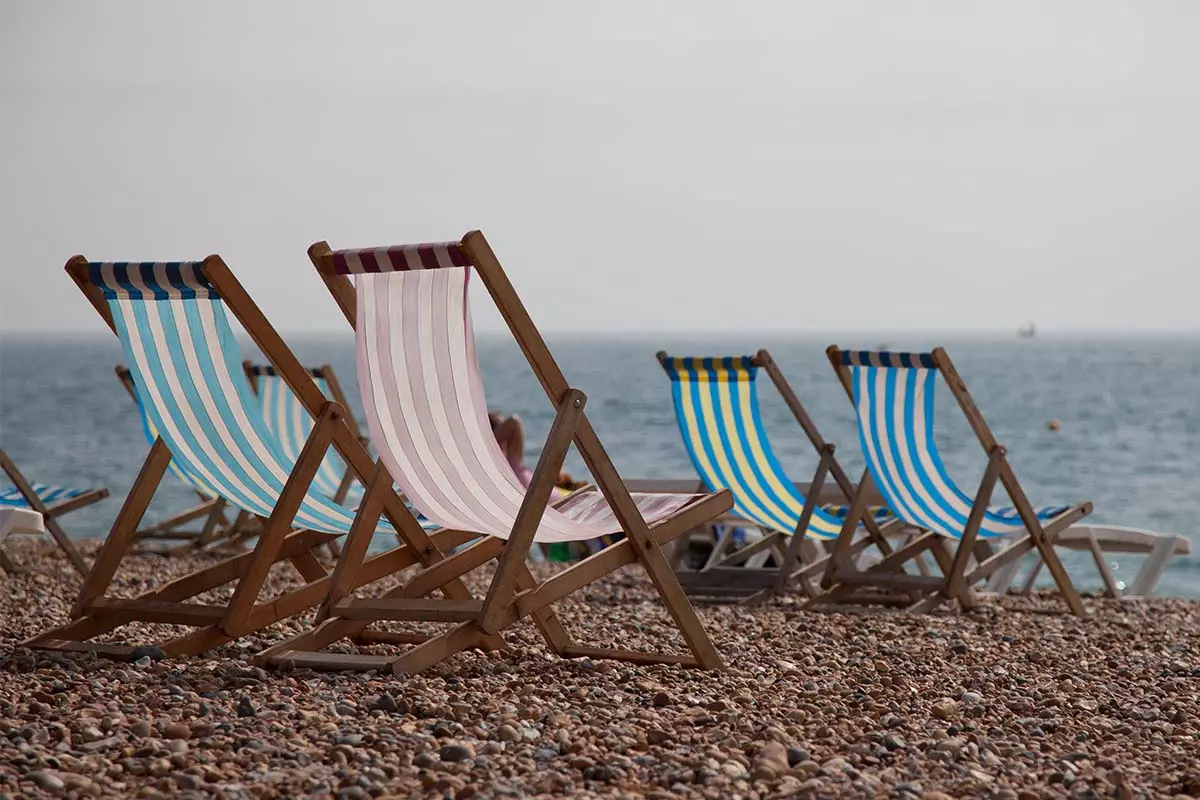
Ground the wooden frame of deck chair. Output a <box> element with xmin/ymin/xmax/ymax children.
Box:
<box><xmin>656</xmin><ymin>350</ymin><xmax>912</xmax><ymax>603</ymax></box>
<box><xmin>253</xmin><ymin>232</ymin><xmax>735</xmax><ymax>676</ymax></box>
<box><xmin>25</xmin><ymin>255</ymin><xmax>488</xmax><ymax>661</ymax></box>
<box><xmin>817</xmin><ymin>346</ymin><xmax>1090</xmax><ymax>616</ymax></box>
<box><xmin>114</xmin><ymin>364</ymin><xmax>246</xmax><ymax>555</ymax></box>
<box><xmin>0</xmin><ymin>447</ymin><xmax>104</xmax><ymax>576</ymax></box>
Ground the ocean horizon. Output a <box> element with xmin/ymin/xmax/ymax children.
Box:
<box><xmin>3</xmin><ymin>331</ymin><xmax>1197</xmax><ymax>598</ymax></box>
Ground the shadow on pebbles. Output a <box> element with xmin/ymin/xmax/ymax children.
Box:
<box><xmin>0</xmin><ymin>539</ymin><xmax>1198</xmax><ymax>799</ymax></box>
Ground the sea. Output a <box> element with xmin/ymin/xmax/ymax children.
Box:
<box><xmin>2</xmin><ymin>333</ymin><xmax>1198</xmax><ymax>599</ymax></box>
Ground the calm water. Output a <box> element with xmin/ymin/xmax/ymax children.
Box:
<box><xmin>2</xmin><ymin>333</ymin><xmax>1198</xmax><ymax>598</ymax></box>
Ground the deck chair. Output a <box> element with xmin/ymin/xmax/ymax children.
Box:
<box><xmin>0</xmin><ymin>447</ymin><xmax>105</xmax><ymax>576</ymax></box>
<box><xmin>657</xmin><ymin>350</ymin><xmax>902</xmax><ymax>602</ymax></box>
<box><xmin>243</xmin><ymin>363</ymin><xmax>365</xmax><ymax>507</ymax></box>
<box><xmin>26</xmin><ymin>256</ymin><xmax>481</xmax><ymax>661</ymax></box>
<box><xmin>114</xmin><ymin>365</ymin><xmax>241</xmax><ymax>554</ymax></box>
<box><xmin>818</xmin><ymin>347</ymin><xmax>1090</xmax><ymax>616</ymax></box>
<box><xmin>255</xmin><ymin>232</ymin><xmax>735</xmax><ymax>675</ymax></box>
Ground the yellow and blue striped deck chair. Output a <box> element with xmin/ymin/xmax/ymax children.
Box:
<box><xmin>658</xmin><ymin>349</ymin><xmax>899</xmax><ymax>600</ymax></box>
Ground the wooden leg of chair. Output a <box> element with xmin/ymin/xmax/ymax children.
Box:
<box><xmin>72</xmin><ymin>439</ymin><xmax>173</xmax><ymax>616</ymax></box>
<box><xmin>776</xmin><ymin>451</ymin><xmax>831</xmax><ymax>593</ymax></box>
<box><xmin>936</xmin><ymin>449</ymin><xmax>1003</xmax><ymax>611</ymax></box>
<box><xmin>191</xmin><ymin>498</ymin><xmax>230</xmax><ymax>549</ymax></box>
<box><xmin>1001</xmin><ymin>464</ymin><xmax>1087</xmax><ymax>616</ymax></box>
<box><xmin>221</xmin><ymin>407</ymin><xmax>338</xmax><ymax>637</ymax></box>
<box><xmin>0</xmin><ymin>448</ymin><xmax>92</xmax><ymax>576</ymax></box>
<box><xmin>315</xmin><ymin>461</ymin><xmax>389</xmax><ymax>624</ymax></box>
<box><xmin>289</xmin><ymin>548</ymin><xmax>329</xmax><ymax>584</ymax></box>
<box><xmin>479</xmin><ymin>392</ymin><xmax>582</xmax><ymax>634</ymax></box>
<box><xmin>822</xmin><ymin>469</ymin><xmax>873</xmax><ymax>589</ymax></box>
<box><xmin>514</xmin><ymin>562</ymin><xmax>571</xmax><ymax>653</ymax></box>
<box><xmin>389</xmin><ymin>623</ymin><xmax>490</xmax><ymax>676</ymax></box>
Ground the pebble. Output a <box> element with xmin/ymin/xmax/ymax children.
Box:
<box><xmin>27</xmin><ymin>770</ymin><xmax>66</xmax><ymax>791</ymax></box>
<box><xmin>931</xmin><ymin>698</ymin><xmax>958</xmax><ymax>720</ymax></box>
<box><xmin>0</xmin><ymin>539</ymin><xmax>1195</xmax><ymax>800</ymax></box>
<box><xmin>162</xmin><ymin>722</ymin><xmax>191</xmax><ymax>740</ymax></box>
<box><xmin>370</xmin><ymin>693</ymin><xmax>400</xmax><ymax>713</ymax></box>
<box><xmin>236</xmin><ymin>695</ymin><xmax>257</xmax><ymax>718</ymax></box>
<box><xmin>439</xmin><ymin>742</ymin><xmax>475</xmax><ymax>762</ymax></box>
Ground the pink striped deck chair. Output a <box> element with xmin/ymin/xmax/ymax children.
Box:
<box><xmin>256</xmin><ymin>231</ymin><xmax>734</xmax><ymax>675</ymax></box>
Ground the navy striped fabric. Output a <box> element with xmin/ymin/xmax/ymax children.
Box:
<box><xmin>850</xmin><ymin>364</ymin><xmax>1069</xmax><ymax>539</ymax></box>
<box><xmin>839</xmin><ymin>350</ymin><xmax>937</xmax><ymax>369</ymax></box>
<box><xmin>88</xmin><ymin>261</ymin><xmax>395</xmax><ymax>536</ymax></box>
<box><xmin>0</xmin><ymin>484</ymin><xmax>89</xmax><ymax>508</ymax></box>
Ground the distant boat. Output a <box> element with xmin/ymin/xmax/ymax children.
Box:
<box><xmin>1018</xmin><ymin>323</ymin><xmax>1036</xmax><ymax>339</ymax></box>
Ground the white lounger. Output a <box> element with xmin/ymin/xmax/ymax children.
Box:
<box><xmin>0</xmin><ymin>507</ymin><xmax>45</xmax><ymax>549</ymax></box>
<box><xmin>985</xmin><ymin>524</ymin><xmax>1191</xmax><ymax>599</ymax></box>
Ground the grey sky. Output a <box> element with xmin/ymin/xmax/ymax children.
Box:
<box><xmin>2</xmin><ymin>1</ymin><xmax>1197</xmax><ymax>334</ymax></box>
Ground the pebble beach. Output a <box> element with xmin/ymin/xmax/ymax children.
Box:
<box><xmin>1</xmin><ymin>539</ymin><xmax>1198</xmax><ymax>799</ymax></box>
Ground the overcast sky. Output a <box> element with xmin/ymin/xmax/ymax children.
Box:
<box><xmin>2</xmin><ymin>1</ymin><xmax>1197</xmax><ymax>334</ymax></box>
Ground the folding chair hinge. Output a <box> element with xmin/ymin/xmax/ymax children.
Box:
<box><xmin>318</xmin><ymin>401</ymin><xmax>345</xmax><ymax>423</ymax></box>
<box><xmin>557</xmin><ymin>388</ymin><xmax>587</xmax><ymax>411</ymax></box>
<box><xmin>819</xmin><ymin>443</ymin><xmax>836</xmax><ymax>457</ymax></box>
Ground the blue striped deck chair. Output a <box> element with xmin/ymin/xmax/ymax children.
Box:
<box><xmin>822</xmin><ymin>346</ymin><xmax>1091</xmax><ymax>616</ymax></box>
<box><xmin>0</xmin><ymin>447</ymin><xmax>105</xmax><ymax>576</ymax></box>
<box><xmin>243</xmin><ymin>363</ymin><xmax>365</xmax><ymax>507</ymax></box>
<box><xmin>26</xmin><ymin>255</ymin><xmax>482</xmax><ymax>662</ymax></box>
<box><xmin>658</xmin><ymin>350</ymin><xmax>901</xmax><ymax>601</ymax></box>
<box><xmin>115</xmin><ymin>364</ymin><xmax>242</xmax><ymax>554</ymax></box>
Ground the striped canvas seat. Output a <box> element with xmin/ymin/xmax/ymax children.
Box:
<box><xmin>846</xmin><ymin>351</ymin><xmax>1069</xmax><ymax>540</ymax></box>
<box><xmin>661</xmin><ymin>356</ymin><xmax>855</xmax><ymax>540</ymax></box>
<box><xmin>337</xmin><ymin>245</ymin><xmax>701</xmax><ymax>542</ymax></box>
<box><xmin>255</xmin><ymin>372</ymin><xmax>363</xmax><ymax>506</ymax></box>
<box><xmin>123</xmin><ymin>374</ymin><xmax>223</xmax><ymax>499</ymax></box>
<box><xmin>90</xmin><ymin>262</ymin><xmax>391</xmax><ymax>538</ymax></box>
<box><xmin>0</xmin><ymin>483</ymin><xmax>93</xmax><ymax>508</ymax></box>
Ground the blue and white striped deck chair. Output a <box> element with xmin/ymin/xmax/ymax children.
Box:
<box><xmin>115</xmin><ymin>365</ymin><xmax>240</xmax><ymax>553</ymax></box>
<box><xmin>27</xmin><ymin>255</ymin><xmax>478</xmax><ymax>661</ymax></box>
<box><xmin>244</xmin><ymin>363</ymin><xmax>365</xmax><ymax>507</ymax></box>
<box><xmin>0</xmin><ymin>447</ymin><xmax>105</xmax><ymax>576</ymax></box>
<box><xmin>657</xmin><ymin>350</ymin><xmax>900</xmax><ymax>599</ymax></box>
<box><xmin>823</xmin><ymin>346</ymin><xmax>1091</xmax><ymax>616</ymax></box>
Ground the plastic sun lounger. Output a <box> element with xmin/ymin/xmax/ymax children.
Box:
<box><xmin>0</xmin><ymin>447</ymin><xmax>106</xmax><ymax>576</ymax></box>
<box><xmin>0</xmin><ymin>507</ymin><xmax>45</xmax><ymax>548</ymax></box>
<box><xmin>983</xmin><ymin>523</ymin><xmax>1191</xmax><ymax>600</ymax></box>
<box><xmin>26</xmin><ymin>256</ymin><xmax>449</xmax><ymax>662</ymax></box>
<box><xmin>254</xmin><ymin>231</ymin><xmax>735</xmax><ymax>676</ymax></box>
<box><xmin>816</xmin><ymin>347</ymin><xmax>1091</xmax><ymax>617</ymax></box>
<box><xmin>656</xmin><ymin>350</ymin><xmax>904</xmax><ymax>603</ymax></box>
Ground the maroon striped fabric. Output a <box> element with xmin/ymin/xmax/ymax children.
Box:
<box><xmin>330</xmin><ymin>243</ymin><xmax>470</xmax><ymax>274</ymax></box>
<box><xmin>352</xmin><ymin>261</ymin><xmax>705</xmax><ymax>542</ymax></box>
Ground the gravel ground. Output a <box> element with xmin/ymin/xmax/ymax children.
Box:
<box><xmin>1</xmin><ymin>538</ymin><xmax>1198</xmax><ymax>799</ymax></box>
